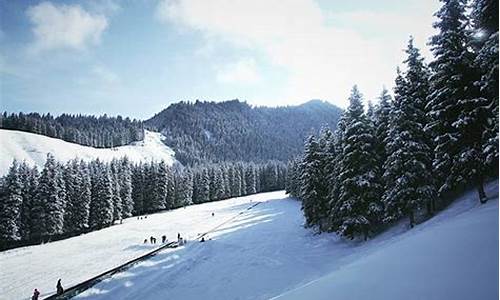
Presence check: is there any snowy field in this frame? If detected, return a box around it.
[0,129,176,176]
[1,182,498,300]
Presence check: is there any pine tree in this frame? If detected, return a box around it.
[300,134,329,229]
[0,161,23,242]
[334,86,382,240]
[132,164,145,215]
[383,39,437,227]
[33,154,66,239]
[119,158,134,218]
[426,0,487,201]
[18,162,38,240]
[89,162,114,229]
[373,88,392,174]
[245,164,257,195]
[472,0,499,177]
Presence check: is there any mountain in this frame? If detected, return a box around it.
[0,129,176,176]
[145,99,343,165]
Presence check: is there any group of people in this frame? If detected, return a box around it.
[31,279,63,300]
[143,235,168,244]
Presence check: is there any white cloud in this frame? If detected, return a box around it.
[156,0,439,107]
[27,1,108,53]
[216,58,260,84]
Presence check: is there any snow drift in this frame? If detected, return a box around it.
[0,129,177,176]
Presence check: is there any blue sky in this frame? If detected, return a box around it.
[0,0,440,119]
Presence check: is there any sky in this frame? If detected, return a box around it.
[0,0,441,120]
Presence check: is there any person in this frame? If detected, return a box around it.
[56,279,63,295]
[144,239,148,244]
[162,235,167,243]
[212,212,214,217]
[32,288,40,300]
[200,237,205,242]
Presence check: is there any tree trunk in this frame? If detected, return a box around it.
[409,210,415,228]
[478,174,488,204]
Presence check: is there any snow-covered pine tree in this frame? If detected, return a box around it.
[472,0,499,177]
[197,167,210,203]
[131,163,145,215]
[238,163,247,195]
[245,163,257,195]
[229,164,239,197]
[110,160,123,222]
[63,159,81,233]
[165,165,176,208]
[89,162,114,229]
[33,154,66,239]
[18,162,38,241]
[335,86,382,240]
[373,88,392,176]
[152,160,169,211]
[0,160,23,242]
[327,110,348,233]
[119,157,133,218]
[426,0,488,202]
[383,39,437,227]
[299,133,330,230]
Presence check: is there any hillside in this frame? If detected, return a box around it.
[1,181,496,300]
[145,99,343,165]
[0,129,176,176]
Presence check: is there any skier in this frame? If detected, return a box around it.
[162,235,167,243]
[56,279,63,295]
[144,239,148,244]
[31,288,40,300]
[212,212,214,217]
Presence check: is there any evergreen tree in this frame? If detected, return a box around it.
[383,39,437,227]
[472,0,499,177]
[0,161,23,241]
[300,134,329,229]
[426,0,487,201]
[89,162,114,229]
[245,164,257,195]
[132,164,145,215]
[119,158,134,218]
[334,86,382,240]
[33,154,66,239]
[18,162,38,240]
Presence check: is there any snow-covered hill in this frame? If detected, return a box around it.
[0,182,497,300]
[0,129,177,175]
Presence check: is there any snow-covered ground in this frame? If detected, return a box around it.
[0,182,497,300]
[0,129,176,176]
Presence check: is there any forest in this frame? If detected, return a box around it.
[286,0,498,240]
[145,99,342,165]
[0,112,144,148]
[0,155,286,249]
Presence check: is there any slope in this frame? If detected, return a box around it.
[76,181,496,300]
[0,129,176,176]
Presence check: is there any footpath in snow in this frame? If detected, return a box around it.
[0,129,176,176]
[1,182,498,300]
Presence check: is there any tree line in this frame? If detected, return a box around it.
[0,112,144,148]
[0,155,286,249]
[286,0,498,240]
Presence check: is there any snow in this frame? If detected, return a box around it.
[0,129,177,176]
[1,182,497,300]
[273,181,499,300]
